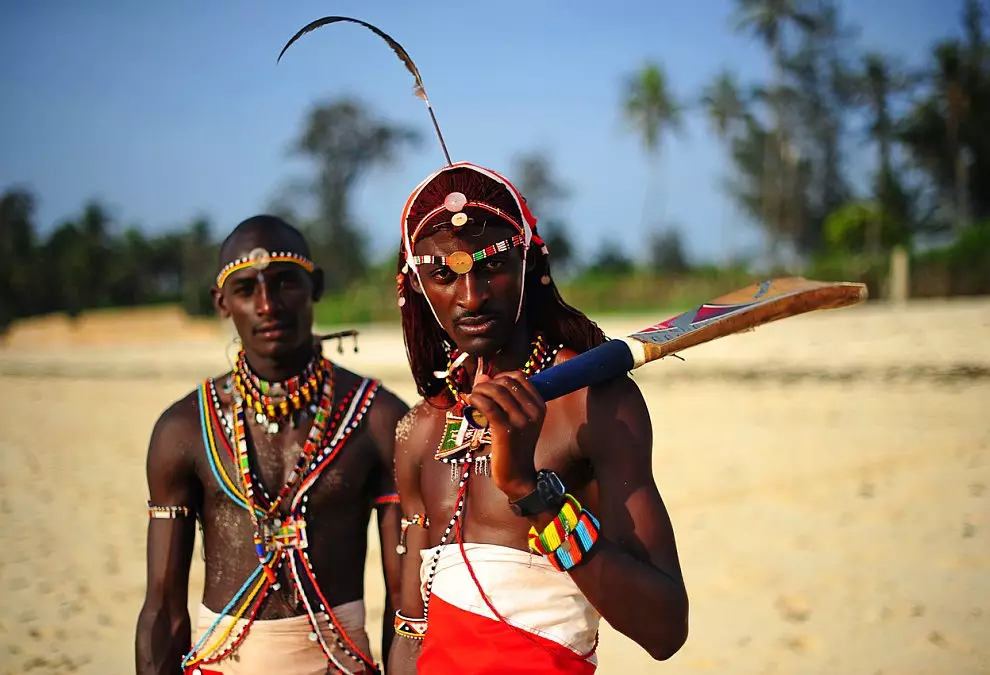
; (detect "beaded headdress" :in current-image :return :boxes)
[215,247,315,289]
[277,17,552,326]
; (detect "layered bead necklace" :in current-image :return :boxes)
[234,348,326,434]
[434,333,559,480]
[231,349,334,584]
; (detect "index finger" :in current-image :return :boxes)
[492,371,545,410]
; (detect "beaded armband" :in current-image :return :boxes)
[374,492,401,507]
[397,514,429,555]
[527,494,601,572]
[147,502,191,519]
[394,611,427,640]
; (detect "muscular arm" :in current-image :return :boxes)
[554,375,689,660]
[135,396,202,675]
[386,403,432,675]
[367,386,410,669]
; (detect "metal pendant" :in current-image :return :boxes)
[450,462,459,482]
[475,455,490,476]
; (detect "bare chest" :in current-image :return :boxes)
[201,401,380,520]
[420,404,595,539]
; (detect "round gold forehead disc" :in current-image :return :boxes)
[248,247,271,270]
[451,212,468,227]
[446,250,474,274]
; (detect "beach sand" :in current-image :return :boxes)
[1,299,988,674]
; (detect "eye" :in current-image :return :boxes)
[482,253,510,272]
[430,266,456,284]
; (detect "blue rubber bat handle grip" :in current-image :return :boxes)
[529,338,635,401]
[462,339,635,428]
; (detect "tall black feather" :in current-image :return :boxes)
[277,16,452,166]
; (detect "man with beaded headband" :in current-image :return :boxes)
[135,215,409,675]
[388,163,690,674]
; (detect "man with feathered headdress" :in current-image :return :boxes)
[387,162,690,673]
[273,17,690,673]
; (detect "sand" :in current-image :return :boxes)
[1,298,988,674]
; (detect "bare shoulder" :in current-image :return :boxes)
[330,363,410,460]
[368,383,411,433]
[145,386,207,501]
[148,387,204,464]
[395,398,445,466]
[552,346,653,467]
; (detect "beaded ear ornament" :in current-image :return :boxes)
[216,247,315,289]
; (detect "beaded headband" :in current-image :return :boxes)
[215,247,315,289]
[410,234,526,275]
[276,18,551,322]
[410,194,525,243]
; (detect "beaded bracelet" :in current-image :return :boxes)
[394,611,427,640]
[527,494,582,556]
[546,510,600,572]
[397,514,429,555]
[148,503,191,519]
[526,494,601,572]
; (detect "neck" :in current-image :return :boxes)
[461,320,534,382]
[242,340,317,383]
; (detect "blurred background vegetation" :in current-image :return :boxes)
[2,0,988,333]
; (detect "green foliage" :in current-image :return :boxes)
[4,1,990,337]
[911,219,990,295]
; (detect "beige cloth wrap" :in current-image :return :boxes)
[190,600,375,674]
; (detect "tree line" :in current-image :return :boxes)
[2,0,988,333]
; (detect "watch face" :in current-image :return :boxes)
[538,470,565,501]
[510,470,567,517]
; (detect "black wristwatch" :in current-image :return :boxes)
[508,469,566,517]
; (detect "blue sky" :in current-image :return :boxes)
[0,0,957,266]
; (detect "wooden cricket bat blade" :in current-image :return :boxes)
[462,277,867,428]
[627,277,868,364]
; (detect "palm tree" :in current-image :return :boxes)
[287,96,421,291]
[855,52,921,254]
[513,151,575,275]
[700,69,746,262]
[733,0,815,265]
[621,60,682,258]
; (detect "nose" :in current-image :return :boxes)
[456,271,489,313]
[254,277,278,316]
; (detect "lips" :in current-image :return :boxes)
[256,322,292,339]
[455,315,498,336]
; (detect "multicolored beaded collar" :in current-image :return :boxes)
[216,247,315,289]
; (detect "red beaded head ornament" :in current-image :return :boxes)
[276,16,552,327]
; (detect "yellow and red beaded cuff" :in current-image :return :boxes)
[546,510,600,572]
[394,611,427,640]
[527,494,581,555]
[527,494,601,572]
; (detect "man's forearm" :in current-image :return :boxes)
[387,635,423,675]
[567,537,688,660]
[135,607,191,675]
[380,597,395,671]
